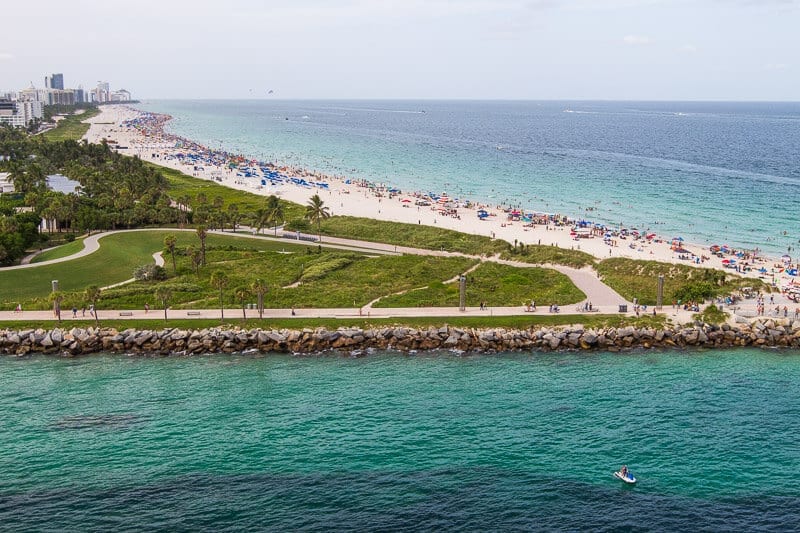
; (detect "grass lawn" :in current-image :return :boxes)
[0,313,669,333]
[596,257,767,305]
[41,108,101,142]
[0,230,324,307]
[30,237,87,263]
[375,262,585,308]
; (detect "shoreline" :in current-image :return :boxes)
[83,105,798,291]
[2,319,799,356]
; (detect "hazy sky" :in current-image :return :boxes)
[1,0,797,100]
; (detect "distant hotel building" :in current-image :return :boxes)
[110,89,131,102]
[1,72,131,128]
[0,98,43,127]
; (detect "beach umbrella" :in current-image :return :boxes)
[401,198,412,203]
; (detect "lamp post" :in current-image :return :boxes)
[459,274,467,312]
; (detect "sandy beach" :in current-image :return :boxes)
[83,105,799,298]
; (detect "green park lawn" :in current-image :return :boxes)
[30,237,87,263]
[0,230,322,307]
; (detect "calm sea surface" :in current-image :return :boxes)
[2,350,799,530]
[139,100,800,256]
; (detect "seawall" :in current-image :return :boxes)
[2,319,800,356]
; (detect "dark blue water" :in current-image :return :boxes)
[141,99,800,254]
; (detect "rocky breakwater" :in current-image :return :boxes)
[1,319,800,357]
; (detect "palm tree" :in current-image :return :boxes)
[210,271,229,321]
[254,207,268,235]
[164,234,177,275]
[7,160,26,193]
[305,194,330,242]
[251,279,268,319]
[227,203,240,232]
[84,285,101,326]
[196,225,207,266]
[186,245,202,275]
[266,195,284,236]
[234,286,250,321]
[154,286,172,323]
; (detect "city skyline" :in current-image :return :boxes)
[1,0,798,100]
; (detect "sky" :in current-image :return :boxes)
[1,0,798,100]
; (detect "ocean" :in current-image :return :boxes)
[138,99,800,257]
[1,350,799,530]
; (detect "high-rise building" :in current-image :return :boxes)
[75,86,85,104]
[94,81,110,103]
[50,73,64,90]
[0,99,41,128]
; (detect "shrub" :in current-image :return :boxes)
[284,218,311,232]
[694,304,729,325]
[673,281,716,303]
[133,264,167,282]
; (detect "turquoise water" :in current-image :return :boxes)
[138,100,800,256]
[2,350,799,530]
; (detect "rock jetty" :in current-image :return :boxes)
[1,320,799,356]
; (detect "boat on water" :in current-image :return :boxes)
[614,469,636,484]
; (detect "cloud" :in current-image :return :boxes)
[678,44,697,53]
[0,52,13,60]
[764,63,789,70]
[622,35,652,46]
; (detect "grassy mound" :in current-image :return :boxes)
[319,216,508,256]
[596,258,765,306]
[501,244,596,268]
[375,262,585,308]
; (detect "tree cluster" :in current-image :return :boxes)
[0,126,177,264]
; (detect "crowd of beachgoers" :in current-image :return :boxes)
[83,105,800,307]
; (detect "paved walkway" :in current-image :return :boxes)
[0,305,697,323]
